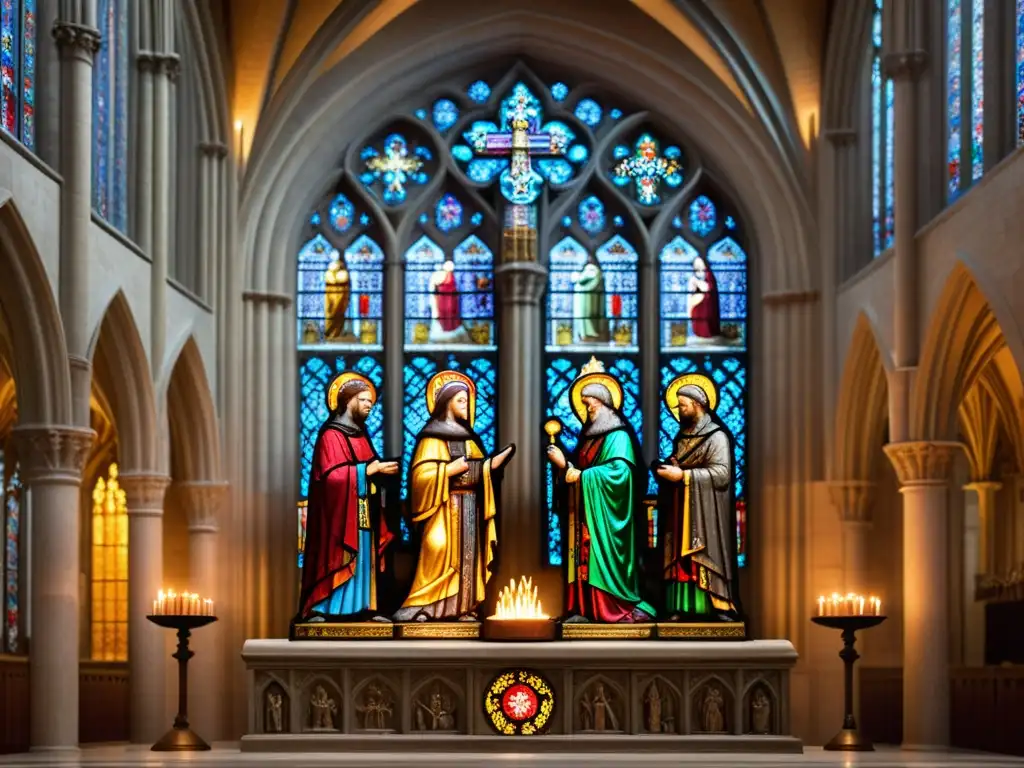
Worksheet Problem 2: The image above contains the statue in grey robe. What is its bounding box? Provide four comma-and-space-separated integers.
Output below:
654, 381, 740, 621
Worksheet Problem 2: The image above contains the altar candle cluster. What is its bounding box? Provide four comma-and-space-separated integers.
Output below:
152, 589, 215, 617
816, 592, 882, 617
492, 576, 549, 620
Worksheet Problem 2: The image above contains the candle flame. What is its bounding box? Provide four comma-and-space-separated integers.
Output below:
490, 576, 548, 620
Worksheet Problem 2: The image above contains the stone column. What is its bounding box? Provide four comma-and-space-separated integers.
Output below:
150, 52, 179, 379
962, 480, 999, 666
36, 0, 61, 167
134, 52, 155, 252
495, 260, 548, 598
180, 480, 228, 742
53, 12, 100, 427
826, 481, 875, 594
384, 258, 405, 456
119, 472, 170, 744
12, 425, 95, 751
884, 440, 961, 749
198, 143, 227, 305
963, 480, 1000, 578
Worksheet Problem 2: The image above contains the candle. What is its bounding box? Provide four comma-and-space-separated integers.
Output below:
817, 596, 825, 616
816, 593, 884, 617
152, 589, 215, 617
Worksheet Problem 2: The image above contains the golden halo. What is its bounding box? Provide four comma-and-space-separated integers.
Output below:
326, 372, 377, 412
425, 370, 477, 427
569, 373, 624, 424
665, 373, 718, 421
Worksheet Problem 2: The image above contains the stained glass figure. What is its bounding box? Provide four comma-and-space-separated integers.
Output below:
0, 0, 35, 149
947, 0, 962, 198
401, 355, 497, 500
547, 232, 639, 352
659, 356, 747, 566
360, 133, 431, 205
92, 0, 129, 231
543, 356, 642, 566
3, 468, 21, 653
329, 194, 355, 234
689, 196, 716, 238
659, 234, 747, 351
91, 463, 128, 661
612, 133, 683, 206
296, 223, 385, 348
404, 233, 495, 349
432, 98, 459, 134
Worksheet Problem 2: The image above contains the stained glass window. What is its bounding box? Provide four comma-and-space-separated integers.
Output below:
92, 0, 129, 231
947, 0, 985, 201
871, 0, 895, 257
1, 0, 36, 150
91, 463, 128, 661
3, 465, 21, 653
359, 133, 432, 205
1017, 0, 1024, 145
611, 133, 683, 206
297, 195, 385, 350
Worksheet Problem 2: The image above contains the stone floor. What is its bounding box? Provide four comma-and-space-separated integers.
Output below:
0, 746, 1023, 767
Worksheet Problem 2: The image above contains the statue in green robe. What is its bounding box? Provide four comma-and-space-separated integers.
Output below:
571, 254, 608, 343
546, 358, 655, 623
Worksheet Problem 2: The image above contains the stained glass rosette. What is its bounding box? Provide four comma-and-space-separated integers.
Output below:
484, 670, 555, 736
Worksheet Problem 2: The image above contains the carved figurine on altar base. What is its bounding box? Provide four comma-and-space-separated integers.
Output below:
394, 371, 515, 622
654, 374, 741, 621
546, 357, 656, 624
296, 373, 399, 623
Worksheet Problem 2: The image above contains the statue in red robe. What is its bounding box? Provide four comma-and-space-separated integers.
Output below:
428, 260, 471, 342
298, 375, 399, 622
687, 256, 721, 339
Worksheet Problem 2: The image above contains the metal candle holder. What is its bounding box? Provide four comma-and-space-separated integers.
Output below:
811, 614, 887, 751
146, 614, 218, 751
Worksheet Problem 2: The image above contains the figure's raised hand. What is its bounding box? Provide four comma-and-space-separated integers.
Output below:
546, 445, 567, 469
446, 456, 469, 477
492, 443, 516, 470
656, 464, 685, 483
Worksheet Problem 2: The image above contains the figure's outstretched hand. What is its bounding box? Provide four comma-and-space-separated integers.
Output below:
546, 445, 567, 469
446, 456, 470, 477
491, 443, 516, 470
656, 465, 686, 483
376, 461, 400, 476
367, 459, 381, 476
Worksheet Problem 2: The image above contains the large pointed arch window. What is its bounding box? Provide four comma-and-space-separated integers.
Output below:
91, 462, 128, 661
92, 0, 129, 230
1, 0, 37, 150
947, 0, 985, 200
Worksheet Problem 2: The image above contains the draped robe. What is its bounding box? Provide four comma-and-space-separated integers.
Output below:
658, 413, 736, 615
688, 266, 721, 339
573, 262, 608, 342
298, 425, 393, 619
562, 428, 655, 622
397, 435, 497, 619
324, 263, 351, 341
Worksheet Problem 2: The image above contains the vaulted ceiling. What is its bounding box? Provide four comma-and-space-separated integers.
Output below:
226, 0, 829, 156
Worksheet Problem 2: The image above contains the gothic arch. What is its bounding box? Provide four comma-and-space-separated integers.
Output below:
913, 262, 1021, 442
833, 312, 890, 480
178, 1, 231, 145
821, 0, 873, 131
89, 292, 159, 473
241, 0, 812, 297
165, 335, 222, 482
0, 193, 73, 426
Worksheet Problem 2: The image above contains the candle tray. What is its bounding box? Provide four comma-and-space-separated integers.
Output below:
147, 614, 218, 631
482, 617, 557, 642
811, 615, 886, 632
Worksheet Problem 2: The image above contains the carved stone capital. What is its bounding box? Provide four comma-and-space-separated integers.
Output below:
200, 142, 229, 159
882, 51, 928, 81
823, 128, 857, 148
136, 51, 159, 73
963, 480, 1003, 495
158, 53, 181, 83
11, 425, 95, 484
52, 21, 101, 61
119, 473, 170, 516
825, 480, 875, 524
178, 481, 229, 532
495, 262, 547, 306
883, 441, 961, 486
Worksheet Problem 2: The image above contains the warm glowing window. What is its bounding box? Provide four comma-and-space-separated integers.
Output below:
91, 463, 128, 661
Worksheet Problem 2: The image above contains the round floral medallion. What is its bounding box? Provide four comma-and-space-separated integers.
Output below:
484, 670, 555, 735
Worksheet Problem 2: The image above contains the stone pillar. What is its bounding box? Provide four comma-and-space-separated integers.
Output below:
199, 143, 228, 305
495, 260, 548, 598
962, 480, 999, 666
134, 53, 155, 252
53, 11, 100, 427
884, 440, 960, 749
180, 480, 228, 742
964, 480, 1000, 578
36, 0, 61, 167
12, 425, 95, 751
826, 481, 875, 594
384, 258, 405, 456
119, 472, 170, 744
150, 52, 179, 379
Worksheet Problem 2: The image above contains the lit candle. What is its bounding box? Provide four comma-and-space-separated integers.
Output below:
817, 596, 825, 616
204, 599, 214, 617
859, 596, 865, 616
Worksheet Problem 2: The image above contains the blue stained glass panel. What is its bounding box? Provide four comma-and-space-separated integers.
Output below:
329, 194, 354, 233
467, 80, 490, 103
947, 0, 962, 198
689, 195, 716, 238
577, 196, 605, 236
574, 98, 602, 127
884, 78, 895, 250
659, 356, 747, 565
360, 133, 430, 205
1017, 0, 1024, 145
432, 98, 459, 133
1, 0, 36, 149
969, 0, 984, 182
4, 469, 21, 652
544, 356, 642, 566
401, 355, 498, 501
537, 158, 574, 185
298, 355, 385, 499
551, 82, 569, 101
435, 193, 463, 232
466, 158, 507, 184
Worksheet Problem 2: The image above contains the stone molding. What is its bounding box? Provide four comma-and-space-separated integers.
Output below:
137, 52, 181, 82
52, 21, 101, 61
178, 480, 229, 532
883, 441, 962, 486
200, 142, 229, 159
11, 425, 95, 483
495, 262, 547, 306
963, 480, 1003, 495
882, 51, 927, 81
119, 472, 171, 515
825, 480, 875, 524
243, 289, 293, 308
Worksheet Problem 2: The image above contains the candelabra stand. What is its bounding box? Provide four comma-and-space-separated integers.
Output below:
147, 614, 218, 751
811, 614, 887, 751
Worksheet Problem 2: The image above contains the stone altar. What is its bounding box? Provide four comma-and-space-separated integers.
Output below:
241, 638, 802, 753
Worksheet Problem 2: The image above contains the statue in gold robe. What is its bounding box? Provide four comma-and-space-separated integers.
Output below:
324, 257, 352, 341
394, 371, 515, 621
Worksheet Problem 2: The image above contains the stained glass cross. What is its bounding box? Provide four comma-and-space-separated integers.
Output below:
363, 134, 426, 205
613, 133, 681, 206
475, 83, 568, 205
